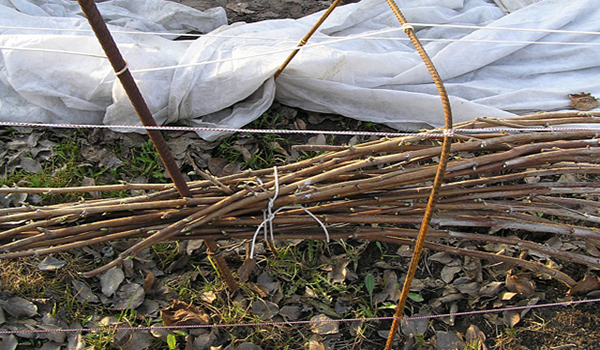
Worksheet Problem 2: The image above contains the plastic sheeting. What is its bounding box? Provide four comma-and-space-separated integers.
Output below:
0, 0, 599, 140
493, 0, 543, 14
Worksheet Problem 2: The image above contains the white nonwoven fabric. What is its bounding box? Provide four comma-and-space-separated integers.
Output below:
0, 0, 598, 140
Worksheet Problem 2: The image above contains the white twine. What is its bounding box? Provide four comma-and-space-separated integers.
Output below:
3, 22, 600, 38
2, 22, 599, 74
401, 23, 414, 33
2, 35, 597, 70
0, 45, 106, 58
249, 166, 329, 259
114, 62, 129, 76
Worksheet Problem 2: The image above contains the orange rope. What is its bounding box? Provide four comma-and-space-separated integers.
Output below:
274, 0, 344, 79
382, 1, 453, 349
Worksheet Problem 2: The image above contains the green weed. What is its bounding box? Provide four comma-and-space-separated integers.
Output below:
128, 139, 167, 183
214, 112, 290, 170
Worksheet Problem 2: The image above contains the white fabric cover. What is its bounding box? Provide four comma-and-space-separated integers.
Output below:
0, 0, 598, 140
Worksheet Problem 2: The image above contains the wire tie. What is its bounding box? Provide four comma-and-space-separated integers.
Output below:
249, 167, 329, 259
401, 23, 414, 33
114, 62, 129, 76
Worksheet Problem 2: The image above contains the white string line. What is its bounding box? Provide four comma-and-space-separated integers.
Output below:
108, 32, 600, 74
0, 121, 599, 137
410, 22, 600, 37
0, 26, 408, 72
0, 297, 598, 336
249, 166, 329, 259
0, 24, 302, 42
373, 37, 600, 46
0, 121, 424, 137
127, 26, 409, 73
2, 21, 600, 38
1, 24, 598, 70
1, 34, 598, 63
0, 45, 106, 58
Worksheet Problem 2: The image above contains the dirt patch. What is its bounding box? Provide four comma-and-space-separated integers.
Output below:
175, 0, 340, 23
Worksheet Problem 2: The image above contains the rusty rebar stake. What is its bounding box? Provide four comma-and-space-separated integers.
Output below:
274, 0, 344, 79
76, 0, 237, 291
275, 2, 454, 345
383, 2, 453, 349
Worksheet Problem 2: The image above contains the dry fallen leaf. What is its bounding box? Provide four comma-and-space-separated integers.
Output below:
165, 254, 189, 273
520, 297, 540, 319
114, 329, 154, 350
502, 310, 520, 327
207, 157, 228, 177
113, 283, 145, 310
236, 342, 263, 350
277, 305, 300, 321
81, 176, 102, 199
38, 256, 66, 271
465, 324, 487, 350
256, 271, 278, 295
401, 309, 430, 337
99, 267, 124, 297
185, 239, 204, 255
568, 273, 600, 296
585, 242, 600, 258
307, 134, 327, 146
373, 271, 399, 305
308, 335, 326, 350
428, 252, 454, 265
435, 331, 466, 350
72, 280, 100, 304
142, 269, 156, 293
67, 327, 85, 350
327, 258, 349, 284
396, 245, 413, 257
80, 144, 123, 169
569, 92, 598, 111
310, 314, 339, 335
193, 329, 218, 350
137, 299, 160, 318
0, 334, 17, 350
37, 324, 66, 343
479, 281, 503, 298
505, 274, 535, 297
454, 278, 480, 297
251, 300, 279, 320
238, 258, 257, 282
200, 291, 217, 304
0, 296, 37, 318
441, 265, 462, 284
19, 157, 42, 174
161, 300, 210, 326
500, 291, 518, 301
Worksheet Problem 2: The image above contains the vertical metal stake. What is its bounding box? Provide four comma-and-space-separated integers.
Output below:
382, 1, 454, 349
76, 0, 238, 291
274, 0, 344, 79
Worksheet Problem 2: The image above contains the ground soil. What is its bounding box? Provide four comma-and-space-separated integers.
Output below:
175, 0, 341, 23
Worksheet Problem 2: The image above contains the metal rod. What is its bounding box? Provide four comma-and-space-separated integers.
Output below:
274, 0, 344, 79
75, 0, 237, 291
75, 0, 190, 198
382, 1, 454, 348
